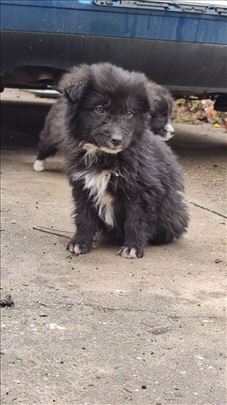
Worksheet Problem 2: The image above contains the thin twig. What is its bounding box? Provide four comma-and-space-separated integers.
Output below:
33, 225, 72, 234
187, 201, 227, 219
123, 387, 133, 394
32, 226, 72, 239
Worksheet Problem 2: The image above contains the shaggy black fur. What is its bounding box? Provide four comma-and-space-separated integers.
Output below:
57, 63, 188, 258
35, 98, 66, 163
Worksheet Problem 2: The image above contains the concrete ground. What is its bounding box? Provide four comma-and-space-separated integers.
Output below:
1, 94, 226, 405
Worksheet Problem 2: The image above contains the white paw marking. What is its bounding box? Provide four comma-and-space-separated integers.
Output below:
69, 243, 83, 255
33, 159, 45, 172
120, 247, 138, 259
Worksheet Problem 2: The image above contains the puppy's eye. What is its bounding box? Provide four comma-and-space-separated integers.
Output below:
95, 105, 105, 114
127, 111, 134, 118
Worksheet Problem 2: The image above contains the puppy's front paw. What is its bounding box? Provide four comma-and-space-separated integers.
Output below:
67, 240, 91, 255
118, 246, 144, 259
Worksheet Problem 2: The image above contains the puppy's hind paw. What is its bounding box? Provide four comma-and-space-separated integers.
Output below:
67, 240, 91, 255
33, 159, 45, 172
118, 246, 144, 259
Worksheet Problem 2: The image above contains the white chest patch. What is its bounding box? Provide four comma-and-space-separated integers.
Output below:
73, 170, 114, 227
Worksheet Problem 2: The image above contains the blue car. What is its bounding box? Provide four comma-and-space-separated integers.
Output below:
1, 0, 227, 109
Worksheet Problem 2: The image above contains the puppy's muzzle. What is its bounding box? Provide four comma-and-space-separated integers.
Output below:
110, 134, 123, 147
163, 122, 175, 141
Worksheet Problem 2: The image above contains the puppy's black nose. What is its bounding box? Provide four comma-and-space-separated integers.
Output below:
111, 137, 122, 146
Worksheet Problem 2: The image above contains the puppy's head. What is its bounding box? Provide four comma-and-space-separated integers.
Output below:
146, 82, 175, 141
59, 63, 150, 154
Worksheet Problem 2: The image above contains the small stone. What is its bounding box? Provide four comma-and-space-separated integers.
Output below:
215, 258, 222, 264
142, 385, 147, 389
150, 326, 170, 335
0, 294, 14, 307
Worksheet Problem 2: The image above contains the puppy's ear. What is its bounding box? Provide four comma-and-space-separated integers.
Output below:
58, 64, 91, 103
64, 81, 89, 103
146, 81, 174, 114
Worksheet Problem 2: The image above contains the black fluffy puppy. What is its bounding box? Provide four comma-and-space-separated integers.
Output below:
57, 63, 188, 259
33, 73, 174, 172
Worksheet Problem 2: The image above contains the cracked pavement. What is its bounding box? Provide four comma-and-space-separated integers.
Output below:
1, 95, 226, 404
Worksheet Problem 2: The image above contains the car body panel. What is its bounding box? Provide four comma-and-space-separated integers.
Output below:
1, 0, 227, 96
